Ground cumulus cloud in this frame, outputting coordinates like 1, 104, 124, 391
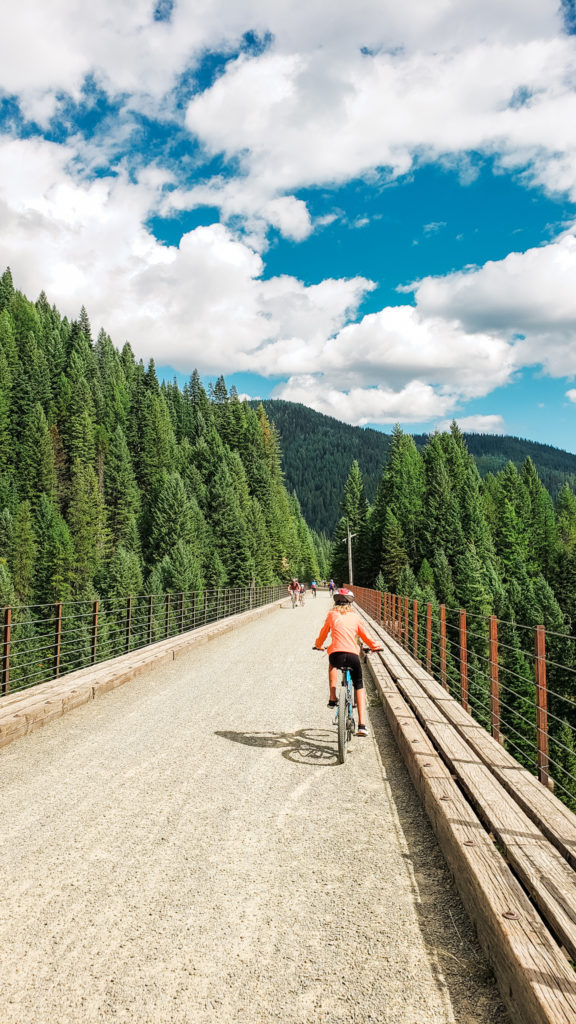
412, 232, 576, 376
179, 35, 576, 230
566, 389, 576, 404
0, 0, 561, 116
3, 0, 576, 430
435, 414, 506, 434
272, 376, 456, 426
0, 134, 373, 372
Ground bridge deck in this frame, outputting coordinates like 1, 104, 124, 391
0, 594, 506, 1024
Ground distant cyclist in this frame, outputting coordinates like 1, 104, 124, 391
298, 582, 306, 606
311, 579, 318, 598
288, 578, 300, 608
328, 579, 335, 596
313, 588, 381, 737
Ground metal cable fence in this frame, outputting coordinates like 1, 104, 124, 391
1, 586, 286, 696
352, 585, 576, 812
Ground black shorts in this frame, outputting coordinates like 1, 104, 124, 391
328, 651, 363, 690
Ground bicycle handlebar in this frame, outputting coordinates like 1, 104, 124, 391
312, 645, 383, 653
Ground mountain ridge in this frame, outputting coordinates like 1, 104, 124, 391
251, 399, 576, 535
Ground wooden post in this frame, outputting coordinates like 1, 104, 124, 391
459, 609, 469, 712
384, 592, 388, 630
404, 596, 409, 649
165, 593, 170, 638
54, 602, 63, 678
535, 625, 549, 788
125, 596, 132, 653
1, 606, 11, 694
413, 600, 418, 660
91, 600, 99, 665
147, 595, 153, 645
489, 616, 500, 743
426, 603, 432, 674
378, 590, 382, 626
440, 604, 447, 689
391, 593, 396, 636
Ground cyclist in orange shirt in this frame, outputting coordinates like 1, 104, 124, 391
313, 588, 382, 737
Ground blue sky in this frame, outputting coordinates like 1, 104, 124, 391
2, 1, 576, 449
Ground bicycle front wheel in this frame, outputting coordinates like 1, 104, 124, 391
337, 685, 347, 764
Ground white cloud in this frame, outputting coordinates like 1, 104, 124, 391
0, 134, 373, 372
3, 0, 576, 432
180, 35, 576, 230
0, 0, 561, 118
273, 376, 455, 426
412, 232, 576, 376
435, 414, 506, 434
566, 390, 576, 404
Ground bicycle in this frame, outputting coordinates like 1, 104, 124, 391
314, 646, 370, 763
335, 664, 355, 764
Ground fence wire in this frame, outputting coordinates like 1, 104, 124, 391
352, 585, 576, 813
1, 586, 285, 697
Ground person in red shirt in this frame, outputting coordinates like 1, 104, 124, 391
314, 588, 382, 737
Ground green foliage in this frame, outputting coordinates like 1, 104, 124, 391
0, 274, 317, 633
253, 399, 576, 536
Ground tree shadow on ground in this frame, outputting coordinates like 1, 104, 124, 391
215, 728, 339, 766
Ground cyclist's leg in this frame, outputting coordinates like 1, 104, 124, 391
328, 663, 338, 702
356, 687, 367, 728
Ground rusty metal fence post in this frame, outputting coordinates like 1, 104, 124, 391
165, 593, 170, 638
91, 600, 99, 665
426, 603, 432, 673
459, 609, 469, 712
1, 606, 11, 694
125, 596, 132, 653
440, 604, 447, 689
535, 624, 549, 787
147, 595, 153, 645
489, 615, 500, 743
404, 596, 409, 649
54, 602, 63, 678
413, 600, 418, 660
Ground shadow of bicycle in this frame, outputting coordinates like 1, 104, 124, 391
215, 728, 339, 766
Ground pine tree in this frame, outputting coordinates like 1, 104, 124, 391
67, 460, 107, 594
148, 472, 196, 562
33, 495, 75, 603
208, 462, 255, 586
10, 501, 37, 603
19, 403, 57, 507
380, 509, 409, 592
104, 426, 141, 549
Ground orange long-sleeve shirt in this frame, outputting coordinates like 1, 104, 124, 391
314, 609, 380, 656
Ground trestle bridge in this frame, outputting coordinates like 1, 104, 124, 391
1, 586, 576, 1023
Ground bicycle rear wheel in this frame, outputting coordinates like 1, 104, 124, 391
337, 685, 347, 764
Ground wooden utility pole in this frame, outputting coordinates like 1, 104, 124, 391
344, 521, 357, 586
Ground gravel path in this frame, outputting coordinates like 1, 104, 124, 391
0, 593, 507, 1024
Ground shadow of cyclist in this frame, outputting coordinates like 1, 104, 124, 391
215, 728, 338, 766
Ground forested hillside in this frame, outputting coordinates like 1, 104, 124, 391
255, 399, 576, 535
331, 427, 576, 804
0, 268, 320, 612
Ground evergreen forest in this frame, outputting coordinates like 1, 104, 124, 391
255, 399, 576, 535
330, 426, 576, 807
0, 268, 323, 619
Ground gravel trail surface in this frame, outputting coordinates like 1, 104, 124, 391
0, 593, 507, 1023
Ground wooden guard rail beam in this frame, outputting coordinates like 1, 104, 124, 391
354, 595, 576, 1024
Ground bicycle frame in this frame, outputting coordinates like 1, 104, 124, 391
333, 668, 355, 763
